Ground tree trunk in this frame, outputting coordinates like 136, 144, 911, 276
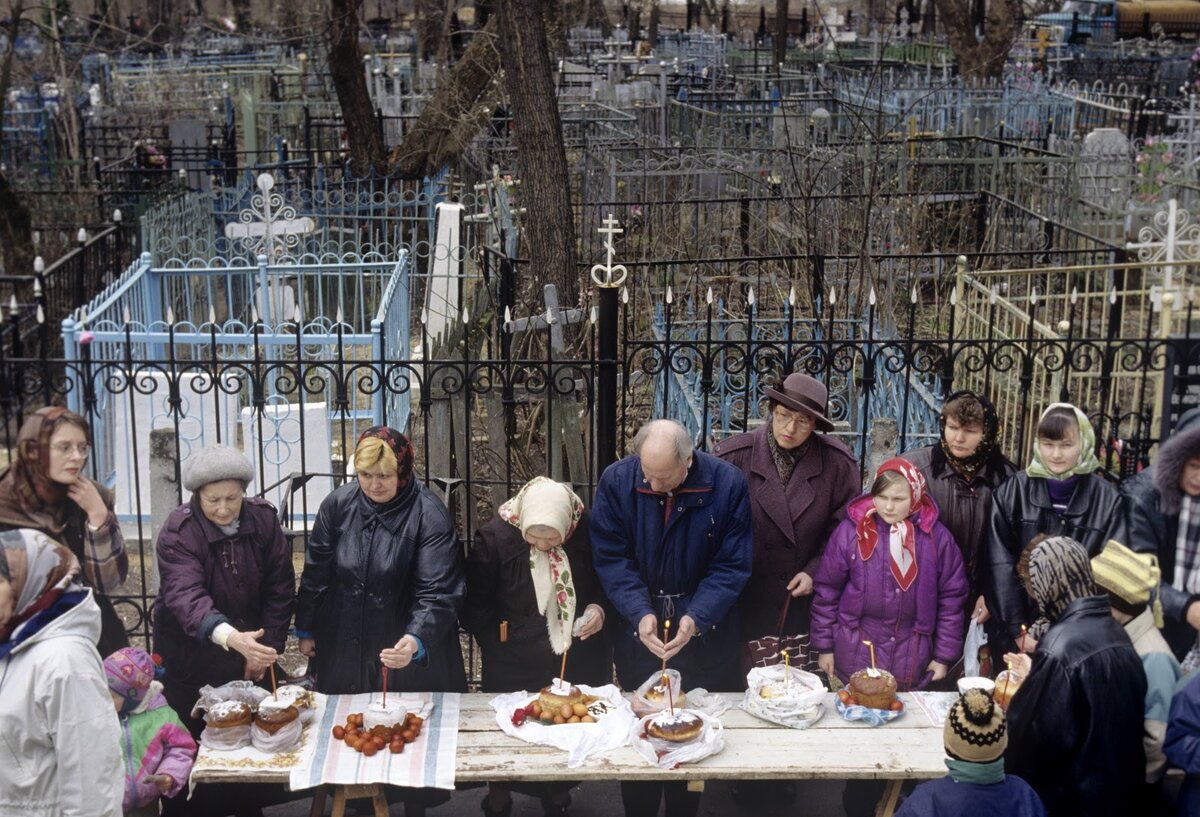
585, 0, 613, 35
773, 0, 788, 66
648, 0, 660, 47
389, 14, 502, 179
0, 3, 31, 275
329, 0, 387, 176
497, 0, 579, 305
933, 0, 1020, 80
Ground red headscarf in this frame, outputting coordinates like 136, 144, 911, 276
357, 426, 415, 491
856, 457, 937, 592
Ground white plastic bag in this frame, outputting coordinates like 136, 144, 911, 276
628, 710, 724, 769
964, 619, 988, 678
631, 669, 687, 717
191, 680, 271, 719
250, 717, 303, 753
741, 665, 825, 728
199, 723, 251, 751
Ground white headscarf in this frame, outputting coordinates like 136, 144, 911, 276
498, 477, 584, 655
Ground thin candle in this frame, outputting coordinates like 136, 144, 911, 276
1020, 624, 1028, 653
559, 648, 568, 687
666, 673, 675, 717
784, 651, 790, 691
863, 639, 876, 670
269, 664, 277, 700
382, 665, 388, 708
661, 619, 671, 676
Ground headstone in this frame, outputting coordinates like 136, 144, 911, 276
169, 117, 210, 193
240, 401, 332, 519
111, 371, 239, 518
423, 201, 464, 347
1079, 128, 1131, 210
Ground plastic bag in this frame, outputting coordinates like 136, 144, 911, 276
199, 723, 251, 750
628, 710, 724, 769
964, 619, 988, 678
250, 716, 303, 753
741, 665, 826, 729
631, 669, 686, 717
191, 680, 271, 719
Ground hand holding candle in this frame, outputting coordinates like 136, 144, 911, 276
661, 619, 671, 672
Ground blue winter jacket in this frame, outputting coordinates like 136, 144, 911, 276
895, 775, 1047, 817
590, 449, 752, 690
1165, 671, 1200, 817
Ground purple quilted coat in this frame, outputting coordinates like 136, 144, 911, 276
810, 493, 968, 689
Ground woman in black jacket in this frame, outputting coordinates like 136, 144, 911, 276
295, 427, 465, 695
463, 476, 608, 817
984, 403, 1127, 657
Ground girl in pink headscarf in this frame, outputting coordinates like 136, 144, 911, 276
811, 457, 969, 689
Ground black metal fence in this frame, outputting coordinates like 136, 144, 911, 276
2, 267, 1198, 659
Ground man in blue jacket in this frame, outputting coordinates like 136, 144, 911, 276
591, 419, 752, 817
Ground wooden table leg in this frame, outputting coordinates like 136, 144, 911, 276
370, 785, 389, 817
686, 780, 705, 793
330, 786, 348, 817
308, 785, 328, 817
874, 779, 903, 817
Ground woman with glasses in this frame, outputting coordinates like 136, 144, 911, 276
714, 372, 860, 677
295, 427, 464, 816
0, 406, 129, 654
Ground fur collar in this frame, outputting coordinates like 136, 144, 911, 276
1154, 408, 1200, 516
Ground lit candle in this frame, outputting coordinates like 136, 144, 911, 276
863, 639, 876, 671
1019, 624, 1028, 653
661, 619, 671, 676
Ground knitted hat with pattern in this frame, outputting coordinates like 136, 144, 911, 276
944, 688, 1008, 763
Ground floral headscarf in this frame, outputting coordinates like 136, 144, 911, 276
357, 426, 415, 490
498, 477, 584, 655
857, 458, 938, 592
1026, 403, 1102, 479
0, 528, 81, 644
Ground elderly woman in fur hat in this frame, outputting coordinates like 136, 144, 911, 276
463, 476, 609, 817
1123, 406, 1200, 660
152, 444, 295, 740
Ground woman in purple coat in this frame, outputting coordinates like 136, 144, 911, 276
812, 457, 968, 689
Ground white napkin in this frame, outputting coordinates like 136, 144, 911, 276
489, 684, 636, 768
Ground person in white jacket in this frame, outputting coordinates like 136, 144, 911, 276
0, 527, 123, 817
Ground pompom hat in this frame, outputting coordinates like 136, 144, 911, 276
944, 688, 1008, 763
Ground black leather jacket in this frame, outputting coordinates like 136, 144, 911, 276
1005, 595, 1146, 817
984, 471, 1127, 656
295, 480, 466, 695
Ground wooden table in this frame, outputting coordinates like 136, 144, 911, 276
193, 691, 951, 817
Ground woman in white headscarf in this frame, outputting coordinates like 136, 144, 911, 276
463, 476, 609, 817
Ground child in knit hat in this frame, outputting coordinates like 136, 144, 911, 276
104, 647, 197, 817
1091, 539, 1183, 796
895, 689, 1046, 816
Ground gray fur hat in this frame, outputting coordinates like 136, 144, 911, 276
1154, 407, 1200, 516
182, 444, 255, 492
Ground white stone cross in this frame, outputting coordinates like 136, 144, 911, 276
224, 173, 315, 258
1126, 198, 1200, 293
590, 213, 628, 288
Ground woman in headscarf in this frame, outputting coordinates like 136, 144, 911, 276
295, 426, 465, 695
0, 406, 128, 655
984, 403, 1128, 658
902, 391, 1017, 640
0, 528, 123, 817
1002, 536, 1145, 817
713, 372, 860, 675
463, 477, 609, 817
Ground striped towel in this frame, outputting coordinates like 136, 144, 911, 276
289, 692, 460, 791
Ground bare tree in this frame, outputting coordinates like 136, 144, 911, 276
0, 1, 32, 275
497, 0, 578, 303
329, 0, 387, 175
933, 0, 1021, 80
774, 0, 788, 66
389, 15, 502, 178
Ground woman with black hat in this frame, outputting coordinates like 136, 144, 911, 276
713, 372, 860, 676
902, 391, 1017, 647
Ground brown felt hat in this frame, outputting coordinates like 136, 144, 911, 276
763, 372, 834, 432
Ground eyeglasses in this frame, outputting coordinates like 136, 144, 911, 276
50, 442, 90, 457
773, 410, 815, 430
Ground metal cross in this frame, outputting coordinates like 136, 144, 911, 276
224, 173, 315, 258
1126, 198, 1200, 294
590, 213, 628, 288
